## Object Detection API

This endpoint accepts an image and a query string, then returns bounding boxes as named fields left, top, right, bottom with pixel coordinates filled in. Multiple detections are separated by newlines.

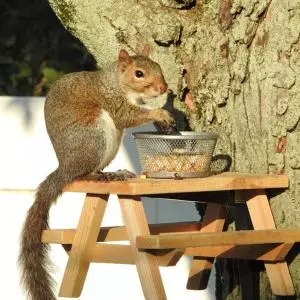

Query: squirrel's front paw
left=152, top=109, right=174, bottom=125
left=152, top=109, right=175, bottom=134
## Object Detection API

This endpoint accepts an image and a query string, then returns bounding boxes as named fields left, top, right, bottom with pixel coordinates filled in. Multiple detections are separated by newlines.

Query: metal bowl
left=132, top=131, right=218, bottom=178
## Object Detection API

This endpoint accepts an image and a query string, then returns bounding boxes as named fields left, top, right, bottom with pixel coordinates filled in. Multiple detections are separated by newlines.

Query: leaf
left=9, top=63, right=32, bottom=86
left=41, top=66, right=62, bottom=84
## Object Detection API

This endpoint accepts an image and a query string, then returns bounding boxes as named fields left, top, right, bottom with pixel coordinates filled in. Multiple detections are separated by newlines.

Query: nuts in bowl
left=132, top=131, right=218, bottom=178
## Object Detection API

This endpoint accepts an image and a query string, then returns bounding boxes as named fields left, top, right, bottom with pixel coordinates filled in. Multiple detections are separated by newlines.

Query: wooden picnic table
left=42, top=172, right=300, bottom=299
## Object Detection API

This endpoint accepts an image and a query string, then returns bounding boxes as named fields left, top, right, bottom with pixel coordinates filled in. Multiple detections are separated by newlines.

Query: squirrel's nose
left=159, top=83, right=168, bottom=94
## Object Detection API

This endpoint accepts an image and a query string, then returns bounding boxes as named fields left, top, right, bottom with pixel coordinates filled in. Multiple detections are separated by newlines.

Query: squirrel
left=19, top=47, right=174, bottom=300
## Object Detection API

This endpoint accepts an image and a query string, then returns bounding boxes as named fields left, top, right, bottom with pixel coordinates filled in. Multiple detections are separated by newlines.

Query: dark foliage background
left=0, top=0, right=96, bottom=96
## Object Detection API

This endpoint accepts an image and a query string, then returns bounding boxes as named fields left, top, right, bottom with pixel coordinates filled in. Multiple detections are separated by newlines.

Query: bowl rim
left=132, top=131, right=219, bottom=140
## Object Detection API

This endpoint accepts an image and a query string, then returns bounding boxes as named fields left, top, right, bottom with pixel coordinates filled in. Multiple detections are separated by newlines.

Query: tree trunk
left=49, top=0, right=300, bottom=298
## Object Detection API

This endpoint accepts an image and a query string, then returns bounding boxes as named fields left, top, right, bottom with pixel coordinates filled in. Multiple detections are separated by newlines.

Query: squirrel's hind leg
left=86, top=170, right=136, bottom=181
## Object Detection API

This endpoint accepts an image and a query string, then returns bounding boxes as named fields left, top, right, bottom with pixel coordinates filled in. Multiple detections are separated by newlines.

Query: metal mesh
left=133, top=132, right=218, bottom=178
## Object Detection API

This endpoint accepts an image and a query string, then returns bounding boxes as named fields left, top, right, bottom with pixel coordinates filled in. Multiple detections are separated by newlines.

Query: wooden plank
left=185, top=243, right=293, bottom=261
left=148, top=249, right=183, bottom=266
left=59, top=194, right=108, bottom=298
left=62, top=242, right=291, bottom=263
left=64, top=172, right=288, bottom=195
left=136, top=229, right=300, bottom=249
left=245, top=190, right=295, bottom=296
left=186, top=203, right=226, bottom=290
left=86, top=245, right=183, bottom=266
left=145, top=191, right=235, bottom=204
left=88, top=244, right=134, bottom=264
left=148, top=221, right=202, bottom=234
left=42, top=221, right=202, bottom=244
left=118, top=195, right=166, bottom=300
left=42, top=229, right=79, bottom=244
left=62, top=243, right=134, bottom=264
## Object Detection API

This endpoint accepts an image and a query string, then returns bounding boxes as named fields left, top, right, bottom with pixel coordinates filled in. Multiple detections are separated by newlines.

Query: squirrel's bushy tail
left=19, top=168, right=73, bottom=300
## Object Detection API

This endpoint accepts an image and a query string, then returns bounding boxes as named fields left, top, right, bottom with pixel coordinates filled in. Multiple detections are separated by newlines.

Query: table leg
left=118, top=195, right=167, bottom=300
left=186, top=203, right=226, bottom=290
left=59, top=193, right=109, bottom=297
left=245, top=189, right=295, bottom=296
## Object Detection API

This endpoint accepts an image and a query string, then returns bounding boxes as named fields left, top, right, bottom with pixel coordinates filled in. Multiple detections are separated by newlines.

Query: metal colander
left=133, top=131, right=218, bottom=178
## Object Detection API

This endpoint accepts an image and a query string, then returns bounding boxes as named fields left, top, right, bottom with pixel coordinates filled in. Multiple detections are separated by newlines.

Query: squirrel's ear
left=140, top=45, right=151, bottom=57
left=118, top=49, right=132, bottom=72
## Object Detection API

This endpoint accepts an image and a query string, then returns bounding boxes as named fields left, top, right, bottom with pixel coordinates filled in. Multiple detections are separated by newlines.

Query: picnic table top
left=63, top=172, right=289, bottom=196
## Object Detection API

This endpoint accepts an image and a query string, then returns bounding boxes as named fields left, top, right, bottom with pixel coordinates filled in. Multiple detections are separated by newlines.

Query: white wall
left=0, top=96, right=215, bottom=300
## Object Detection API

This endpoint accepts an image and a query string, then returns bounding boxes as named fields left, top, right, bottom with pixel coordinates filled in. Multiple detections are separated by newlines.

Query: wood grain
left=185, top=243, right=293, bottom=261
left=245, top=189, right=295, bottom=296
left=64, top=172, right=288, bottom=195
left=136, top=229, right=300, bottom=249
left=88, top=244, right=134, bottom=264
left=59, top=194, right=108, bottom=298
left=186, top=203, right=226, bottom=290
left=87, top=245, right=183, bottom=266
left=118, top=195, right=166, bottom=300
left=42, top=221, right=202, bottom=244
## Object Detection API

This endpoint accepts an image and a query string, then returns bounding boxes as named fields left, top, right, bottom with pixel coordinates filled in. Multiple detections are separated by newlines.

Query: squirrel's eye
left=135, top=70, right=144, bottom=78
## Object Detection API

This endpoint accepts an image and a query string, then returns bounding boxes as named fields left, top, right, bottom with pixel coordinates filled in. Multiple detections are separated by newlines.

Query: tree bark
left=49, top=0, right=300, bottom=298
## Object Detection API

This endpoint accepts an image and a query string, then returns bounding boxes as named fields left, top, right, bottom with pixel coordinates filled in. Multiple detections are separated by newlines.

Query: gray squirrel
left=19, top=47, right=174, bottom=300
